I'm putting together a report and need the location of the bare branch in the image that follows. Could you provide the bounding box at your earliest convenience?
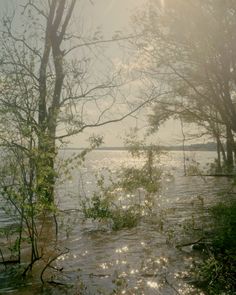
[64,34,142,56]
[56,91,171,139]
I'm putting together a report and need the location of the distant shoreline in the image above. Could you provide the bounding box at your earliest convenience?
[60,143,217,152]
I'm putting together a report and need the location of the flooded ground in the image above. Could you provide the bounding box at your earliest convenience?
[0,150,234,294]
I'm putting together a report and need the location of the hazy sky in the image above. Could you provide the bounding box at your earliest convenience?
[69,0,186,147]
[0,0,190,147]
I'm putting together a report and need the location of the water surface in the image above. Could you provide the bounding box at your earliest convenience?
[0,150,233,294]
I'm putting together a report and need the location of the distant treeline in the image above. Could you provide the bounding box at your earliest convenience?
[63,142,217,152]
[162,142,217,151]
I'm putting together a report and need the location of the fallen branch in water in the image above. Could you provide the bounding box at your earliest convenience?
[88,273,111,277]
[176,237,204,249]
[47,280,67,286]
[40,248,69,284]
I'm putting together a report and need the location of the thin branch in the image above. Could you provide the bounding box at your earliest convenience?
[64,34,142,56]
[21,1,47,19]
[40,248,69,284]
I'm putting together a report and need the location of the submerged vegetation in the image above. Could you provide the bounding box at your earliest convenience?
[82,136,162,231]
[83,194,141,231]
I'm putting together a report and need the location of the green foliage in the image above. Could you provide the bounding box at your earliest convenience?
[111,207,140,231]
[8,237,21,256]
[82,195,112,220]
[82,194,141,231]
[121,130,162,194]
[193,201,236,294]
[0,131,102,281]
[0,145,58,277]
[211,202,236,251]
[117,165,161,194]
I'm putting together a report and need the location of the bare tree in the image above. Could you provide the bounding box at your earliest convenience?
[0,0,157,204]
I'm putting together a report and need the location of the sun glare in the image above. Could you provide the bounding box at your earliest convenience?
[160,0,165,9]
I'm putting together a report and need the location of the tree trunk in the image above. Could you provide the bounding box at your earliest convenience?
[226,125,234,169]
[216,137,222,171]
[36,0,76,204]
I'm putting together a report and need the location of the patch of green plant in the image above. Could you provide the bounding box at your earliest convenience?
[211,202,236,250]
[192,201,236,294]
[117,165,161,194]
[82,194,141,231]
[111,207,140,231]
[82,195,112,220]
[121,131,162,194]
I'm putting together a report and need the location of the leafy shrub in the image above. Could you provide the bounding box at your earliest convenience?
[211,202,236,251]
[82,194,141,231]
[117,165,162,194]
[82,195,112,220]
[111,207,140,231]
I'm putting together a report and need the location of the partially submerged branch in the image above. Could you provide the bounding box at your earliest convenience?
[40,248,69,284]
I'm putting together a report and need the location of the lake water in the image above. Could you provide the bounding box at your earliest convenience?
[0,150,234,294]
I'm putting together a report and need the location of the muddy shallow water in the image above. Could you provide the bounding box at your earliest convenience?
[0,150,233,294]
